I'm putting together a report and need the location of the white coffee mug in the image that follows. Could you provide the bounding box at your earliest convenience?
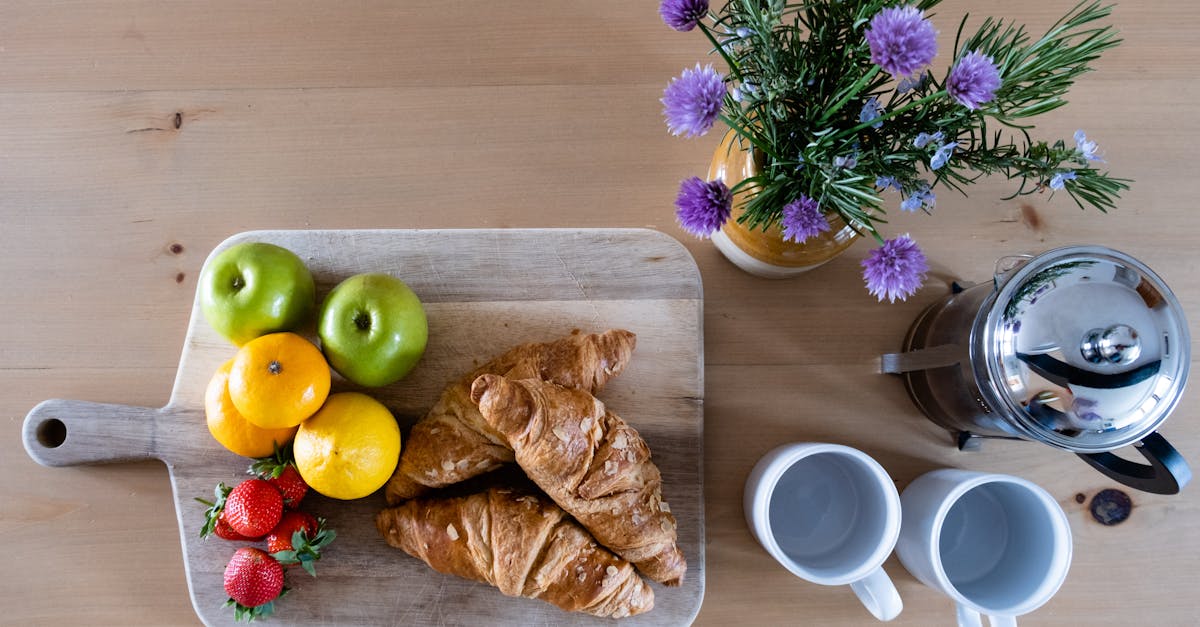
[896,469,1072,627]
[744,443,903,621]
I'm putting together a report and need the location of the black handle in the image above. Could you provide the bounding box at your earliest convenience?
[1077,432,1192,495]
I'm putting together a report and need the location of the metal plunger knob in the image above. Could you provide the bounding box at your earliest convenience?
[1081,324,1141,365]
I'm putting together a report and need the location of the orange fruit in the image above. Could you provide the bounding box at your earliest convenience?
[293,392,401,500]
[205,359,297,458]
[229,332,331,429]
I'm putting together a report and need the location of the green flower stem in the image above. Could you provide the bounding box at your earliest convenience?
[698,22,744,82]
[720,114,777,160]
[832,89,949,140]
[818,65,881,125]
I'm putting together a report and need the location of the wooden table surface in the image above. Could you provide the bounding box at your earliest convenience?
[2,1,1196,624]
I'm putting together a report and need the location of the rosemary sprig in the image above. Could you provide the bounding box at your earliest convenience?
[688,0,1127,240]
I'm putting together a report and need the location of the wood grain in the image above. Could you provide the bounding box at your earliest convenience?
[2,0,1199,625]
[19,229,705,626]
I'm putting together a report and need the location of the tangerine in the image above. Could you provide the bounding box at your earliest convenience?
[205,359,297,458]
[229,332,331,429]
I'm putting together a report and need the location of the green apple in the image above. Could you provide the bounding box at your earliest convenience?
[199,242,316,345]
[318,273,428,387]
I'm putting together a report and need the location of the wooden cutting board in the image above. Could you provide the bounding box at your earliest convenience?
[21,229,705,626]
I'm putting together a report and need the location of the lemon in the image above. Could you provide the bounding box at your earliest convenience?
[293,392,401,500]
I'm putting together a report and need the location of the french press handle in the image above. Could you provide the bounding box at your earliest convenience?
[1077,432,1192,495]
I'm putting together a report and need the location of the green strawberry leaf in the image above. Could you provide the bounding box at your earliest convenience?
[197,482,231,539]
[270,521,336,577]
[248,442,295,480]
[224,587,288,623]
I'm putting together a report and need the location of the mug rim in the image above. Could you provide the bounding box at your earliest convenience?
[748,443,902,586]
[926,472,1073,617]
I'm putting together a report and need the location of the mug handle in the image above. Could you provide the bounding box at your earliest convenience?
[849,566,902,621]
[956,604,1017,627]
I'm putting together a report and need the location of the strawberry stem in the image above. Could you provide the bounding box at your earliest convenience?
[197,482,231,539]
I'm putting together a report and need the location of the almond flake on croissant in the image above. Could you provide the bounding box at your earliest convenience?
[376,486,654,618]
[384,329,636,504]
[470,374,687,586]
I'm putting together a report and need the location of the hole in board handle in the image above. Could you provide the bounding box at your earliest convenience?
[36,418,67,448]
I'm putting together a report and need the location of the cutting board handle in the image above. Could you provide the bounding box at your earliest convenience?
[23,399,163,467]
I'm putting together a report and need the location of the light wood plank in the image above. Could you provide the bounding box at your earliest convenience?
[3,0,1199,624]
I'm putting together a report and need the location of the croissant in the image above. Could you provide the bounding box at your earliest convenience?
[376,486,654,618]
[384,329,637,504]
[470,375,687,586]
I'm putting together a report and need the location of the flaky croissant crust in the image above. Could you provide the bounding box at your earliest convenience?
[471,375,687,586]
[384,329,637,504]
[376,486,654,618]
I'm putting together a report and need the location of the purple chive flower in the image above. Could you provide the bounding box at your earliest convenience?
[659,0,709,32]
[900,182,935,212]
[674,176,732,237]
[862,234,929,302]
[1074,130,1104,162]
[662,64,726,138]
[913,130,943,149]
[1049,171,1077,190]
[865,6,938,78]
[930,141,956,170]
[860,97,885,129]
[781,195,831,243]
[947,51,1002,110]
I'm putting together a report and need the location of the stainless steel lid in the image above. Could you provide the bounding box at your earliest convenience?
[976,246,1190,452]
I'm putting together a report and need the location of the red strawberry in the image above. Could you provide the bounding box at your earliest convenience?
[250,445,309,508]
[223,547,288,621]
[198,482,269,541]
[268,511,337,577]
[213,514,253,541]
[266,511,318,554]
[224,479,284,538]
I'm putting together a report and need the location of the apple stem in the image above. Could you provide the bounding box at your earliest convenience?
[354,312,371,331]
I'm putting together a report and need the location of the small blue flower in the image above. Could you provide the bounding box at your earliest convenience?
[731,87,743,102]
[930,141,956,170]
[735,27,754,38]
[742,82,758,95]
[1074,130,1103,162]
[875,175,901,191]
[834,154,858,169]
[913,131,943,148]
[900,182,935,212]
[859,97,884,129]
[896,73,927,93]
[1049,171,1077,190]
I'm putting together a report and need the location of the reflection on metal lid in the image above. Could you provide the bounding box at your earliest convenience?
[981,247,1190,452]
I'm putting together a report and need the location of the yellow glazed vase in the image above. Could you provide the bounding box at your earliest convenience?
[708,132,859,278]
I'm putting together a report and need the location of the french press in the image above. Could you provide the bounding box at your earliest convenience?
[882,246,1191,494]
